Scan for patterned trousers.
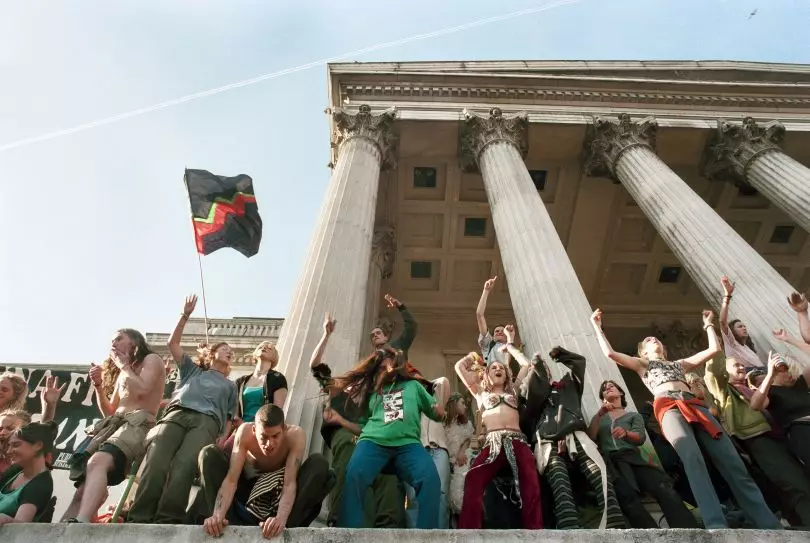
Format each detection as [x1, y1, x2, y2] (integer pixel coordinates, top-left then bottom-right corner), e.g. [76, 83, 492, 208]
[545, 447, 625, 529]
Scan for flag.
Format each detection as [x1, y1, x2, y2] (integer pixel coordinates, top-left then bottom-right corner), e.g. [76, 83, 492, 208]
[184, 168, 263, 257]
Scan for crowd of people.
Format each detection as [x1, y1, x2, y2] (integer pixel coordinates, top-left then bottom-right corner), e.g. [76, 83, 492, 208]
[1, 275, 809, 536]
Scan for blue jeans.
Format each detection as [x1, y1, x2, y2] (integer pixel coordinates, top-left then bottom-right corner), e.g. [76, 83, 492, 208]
[340, 440, 441, 529]
[405, 448, 450, 529]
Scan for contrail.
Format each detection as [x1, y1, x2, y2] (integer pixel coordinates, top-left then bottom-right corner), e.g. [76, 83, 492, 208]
[0, 0, 580, 153]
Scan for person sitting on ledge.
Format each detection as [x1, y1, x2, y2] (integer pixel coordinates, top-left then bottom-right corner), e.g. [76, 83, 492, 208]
[0, 423, 56, 525]
[197, 404, 335, 539]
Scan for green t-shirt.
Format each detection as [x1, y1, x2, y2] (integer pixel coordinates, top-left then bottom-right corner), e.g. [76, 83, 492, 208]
[359, 379, 439, 447]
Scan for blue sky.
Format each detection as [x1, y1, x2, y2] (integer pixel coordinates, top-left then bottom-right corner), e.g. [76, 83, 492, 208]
[1, 0, 808, 363]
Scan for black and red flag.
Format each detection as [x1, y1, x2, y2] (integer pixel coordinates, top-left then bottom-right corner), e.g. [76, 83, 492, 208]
[184, 168, 263, 257]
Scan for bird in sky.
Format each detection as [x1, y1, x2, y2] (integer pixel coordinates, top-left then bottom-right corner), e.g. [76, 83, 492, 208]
[748, 8, 758, 19]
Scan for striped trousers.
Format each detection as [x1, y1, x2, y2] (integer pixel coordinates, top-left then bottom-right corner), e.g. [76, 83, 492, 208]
[545, 447, 625, 529]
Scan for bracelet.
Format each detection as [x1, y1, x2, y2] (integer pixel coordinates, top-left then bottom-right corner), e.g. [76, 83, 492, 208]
[180, 313, 190, 320]
[704, 323, 715, 330]
[723, 295, 732, 300]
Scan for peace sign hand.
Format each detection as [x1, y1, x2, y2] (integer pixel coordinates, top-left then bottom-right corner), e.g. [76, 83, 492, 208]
[41, 376, 65, 406]
[183, 294, 198, 317]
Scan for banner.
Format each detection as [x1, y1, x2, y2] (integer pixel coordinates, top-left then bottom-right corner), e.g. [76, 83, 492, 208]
[0, 365, 175, 470]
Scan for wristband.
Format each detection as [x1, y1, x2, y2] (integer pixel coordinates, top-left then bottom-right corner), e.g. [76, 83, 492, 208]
[704, 323, 715, 330]
[181, 313, 190, 320]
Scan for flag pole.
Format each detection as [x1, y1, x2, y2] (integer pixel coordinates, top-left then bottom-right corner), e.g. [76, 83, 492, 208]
[184, 168, 210, 344]
[197, 252, 210, 345]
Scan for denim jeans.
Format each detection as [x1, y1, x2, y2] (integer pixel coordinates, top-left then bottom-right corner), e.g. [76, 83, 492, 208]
[340, 440, 440, 529]
[405, 447, 450, 529]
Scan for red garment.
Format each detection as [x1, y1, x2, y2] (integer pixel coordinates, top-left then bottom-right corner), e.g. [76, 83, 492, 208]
[653, 396, 723, 438]
[459, 440, 543, 529]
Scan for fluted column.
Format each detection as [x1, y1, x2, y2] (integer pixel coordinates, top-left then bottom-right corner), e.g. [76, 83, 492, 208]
[362, 226, 396, 340]
[460, 108, 635, 417]
[276, 105, 397, 453]
[585, 114, 807, 365]
[703, 117, 810, 233]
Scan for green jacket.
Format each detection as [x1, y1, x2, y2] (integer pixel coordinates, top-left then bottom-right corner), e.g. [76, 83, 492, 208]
[704, 354, 771, 439]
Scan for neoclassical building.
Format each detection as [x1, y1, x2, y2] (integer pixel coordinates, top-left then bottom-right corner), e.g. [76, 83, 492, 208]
[275, 60, 810, 453]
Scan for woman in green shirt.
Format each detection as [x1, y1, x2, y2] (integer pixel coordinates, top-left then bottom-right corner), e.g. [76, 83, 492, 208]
[334, 347, 447, 529]
[589, 380, 696, 528]
[0, 423, 55, 525]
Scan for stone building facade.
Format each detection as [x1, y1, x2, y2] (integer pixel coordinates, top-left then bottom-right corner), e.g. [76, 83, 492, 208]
[270, 60, 810, 454]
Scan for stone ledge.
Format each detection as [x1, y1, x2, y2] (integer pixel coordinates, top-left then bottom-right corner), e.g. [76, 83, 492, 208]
[0, 525, 805, 543]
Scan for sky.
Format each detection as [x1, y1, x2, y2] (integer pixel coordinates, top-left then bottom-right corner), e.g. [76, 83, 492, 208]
[1, 0, 809, 364]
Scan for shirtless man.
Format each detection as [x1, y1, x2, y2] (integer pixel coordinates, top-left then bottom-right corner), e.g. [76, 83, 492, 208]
[199, 404, 334, 539]
[63, 328, 165, 522]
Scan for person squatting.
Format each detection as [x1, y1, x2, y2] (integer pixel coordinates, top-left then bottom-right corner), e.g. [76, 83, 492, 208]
[1, 277, 810, 536]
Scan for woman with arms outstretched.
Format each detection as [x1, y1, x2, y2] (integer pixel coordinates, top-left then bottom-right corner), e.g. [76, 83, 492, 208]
[590, 308, 781, 530]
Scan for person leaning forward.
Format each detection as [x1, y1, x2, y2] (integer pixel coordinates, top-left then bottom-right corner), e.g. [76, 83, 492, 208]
[197, 404, 335, 539]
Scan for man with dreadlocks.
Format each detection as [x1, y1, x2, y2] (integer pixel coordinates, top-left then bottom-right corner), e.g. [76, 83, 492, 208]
[63, 328, 165, 523]
[310, 313, 405, 528]
[334, 346, 448, 529]
[454, 325, 542, 530]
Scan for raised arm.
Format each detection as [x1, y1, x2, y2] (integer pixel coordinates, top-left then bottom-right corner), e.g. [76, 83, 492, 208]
[40, 376, 64, 423]
[788, 292, 810, 344]
[703, 348, 729, 404]
[719, 276, 734, 335]
[203, 424, 249, 538]
[310, 313, 336, 369]
[503, 336, 531, 387]
[385, 294, 417, 351]
[168, 294, 197, 363]
[262, 428, 306, 538]
[681, 311, 722, 373]
[89, 364, 118, 417]
[587, 402, 612, 441]
[750, 352, 782, 411]
[773, 328, 810, 383]
[431, 377, 450, 419]
[476, 277, 496, 335]
[455, 353, 483, 396]
[590, 309, 645, 372]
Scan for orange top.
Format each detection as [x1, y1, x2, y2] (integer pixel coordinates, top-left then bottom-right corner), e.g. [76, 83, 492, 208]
[653, 395, 723, 439]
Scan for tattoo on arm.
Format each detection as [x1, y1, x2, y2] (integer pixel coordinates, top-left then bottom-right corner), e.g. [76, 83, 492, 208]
[214, 491, 223, 512]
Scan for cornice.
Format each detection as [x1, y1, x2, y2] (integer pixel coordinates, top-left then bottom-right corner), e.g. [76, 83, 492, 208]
[340, 82, 810, 109]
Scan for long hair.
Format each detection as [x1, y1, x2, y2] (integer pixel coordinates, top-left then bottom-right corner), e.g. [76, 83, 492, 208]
[330, 348, 412, 411]
[482, 361, 516, 395]
[99, 328, 155, 397]
[196, 342, 230, 370]
[444, 393, 469, 427]
[0, 373, 27, 411]
[728, 319, 757, 353]
[252, 341, 278, 368]
[598, 380, 627, 408]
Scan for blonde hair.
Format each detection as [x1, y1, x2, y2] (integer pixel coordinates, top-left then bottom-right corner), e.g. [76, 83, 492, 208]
[482, 362, 516, 395]
[252, 341, 278, 367]
[0, 373, 27, 411]
[0, 409, 32, 426]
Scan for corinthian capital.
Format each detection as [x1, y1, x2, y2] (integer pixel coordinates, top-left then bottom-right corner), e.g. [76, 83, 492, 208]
[371, 226, 396, 279]
[701, 117, 785, 185]
[459, 107, 528, 172]
[332, 105, 398, 170]
[583, 113, 658, 180]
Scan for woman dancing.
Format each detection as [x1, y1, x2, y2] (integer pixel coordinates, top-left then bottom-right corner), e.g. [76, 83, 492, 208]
[454, 325, 542, 529]
[591, 308, 781, 529]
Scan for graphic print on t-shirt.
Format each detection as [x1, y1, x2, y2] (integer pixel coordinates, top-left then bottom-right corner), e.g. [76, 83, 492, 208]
[382, 390, 404, 423]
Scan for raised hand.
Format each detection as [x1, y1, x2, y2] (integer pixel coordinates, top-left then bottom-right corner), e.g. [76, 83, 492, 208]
[767, 351, 786, 374]
[702, 309, 715, 326]
[720, 275, 735, 296]
[590, 309, 603, 328]
[41, 376, 65, 406]
[483, 277, 497, 291]
[384, 294, 402, 309]
[598, 400, 615, 415]
[89, 364, 103, 387]
[788, 292, 808, 313]
[773, 328, 790, 342]
[504, 324, 516, 344]
[323, 313, 337, 335]
[183, 294, 198, 317]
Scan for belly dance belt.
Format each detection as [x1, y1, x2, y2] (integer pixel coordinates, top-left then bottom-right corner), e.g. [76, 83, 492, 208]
[473, 429, 528, 506]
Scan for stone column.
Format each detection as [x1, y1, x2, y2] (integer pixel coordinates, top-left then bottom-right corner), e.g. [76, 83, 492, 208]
[584, 114, 807, 365]
[276, 105, 397, 453]
[460, 108, 635, 417]
[362, 226, 396, 342]
[703, 117, 810, 233]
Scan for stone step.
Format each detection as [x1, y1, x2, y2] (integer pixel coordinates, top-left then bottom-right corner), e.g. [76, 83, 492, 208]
[0, 524, 805, 543]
